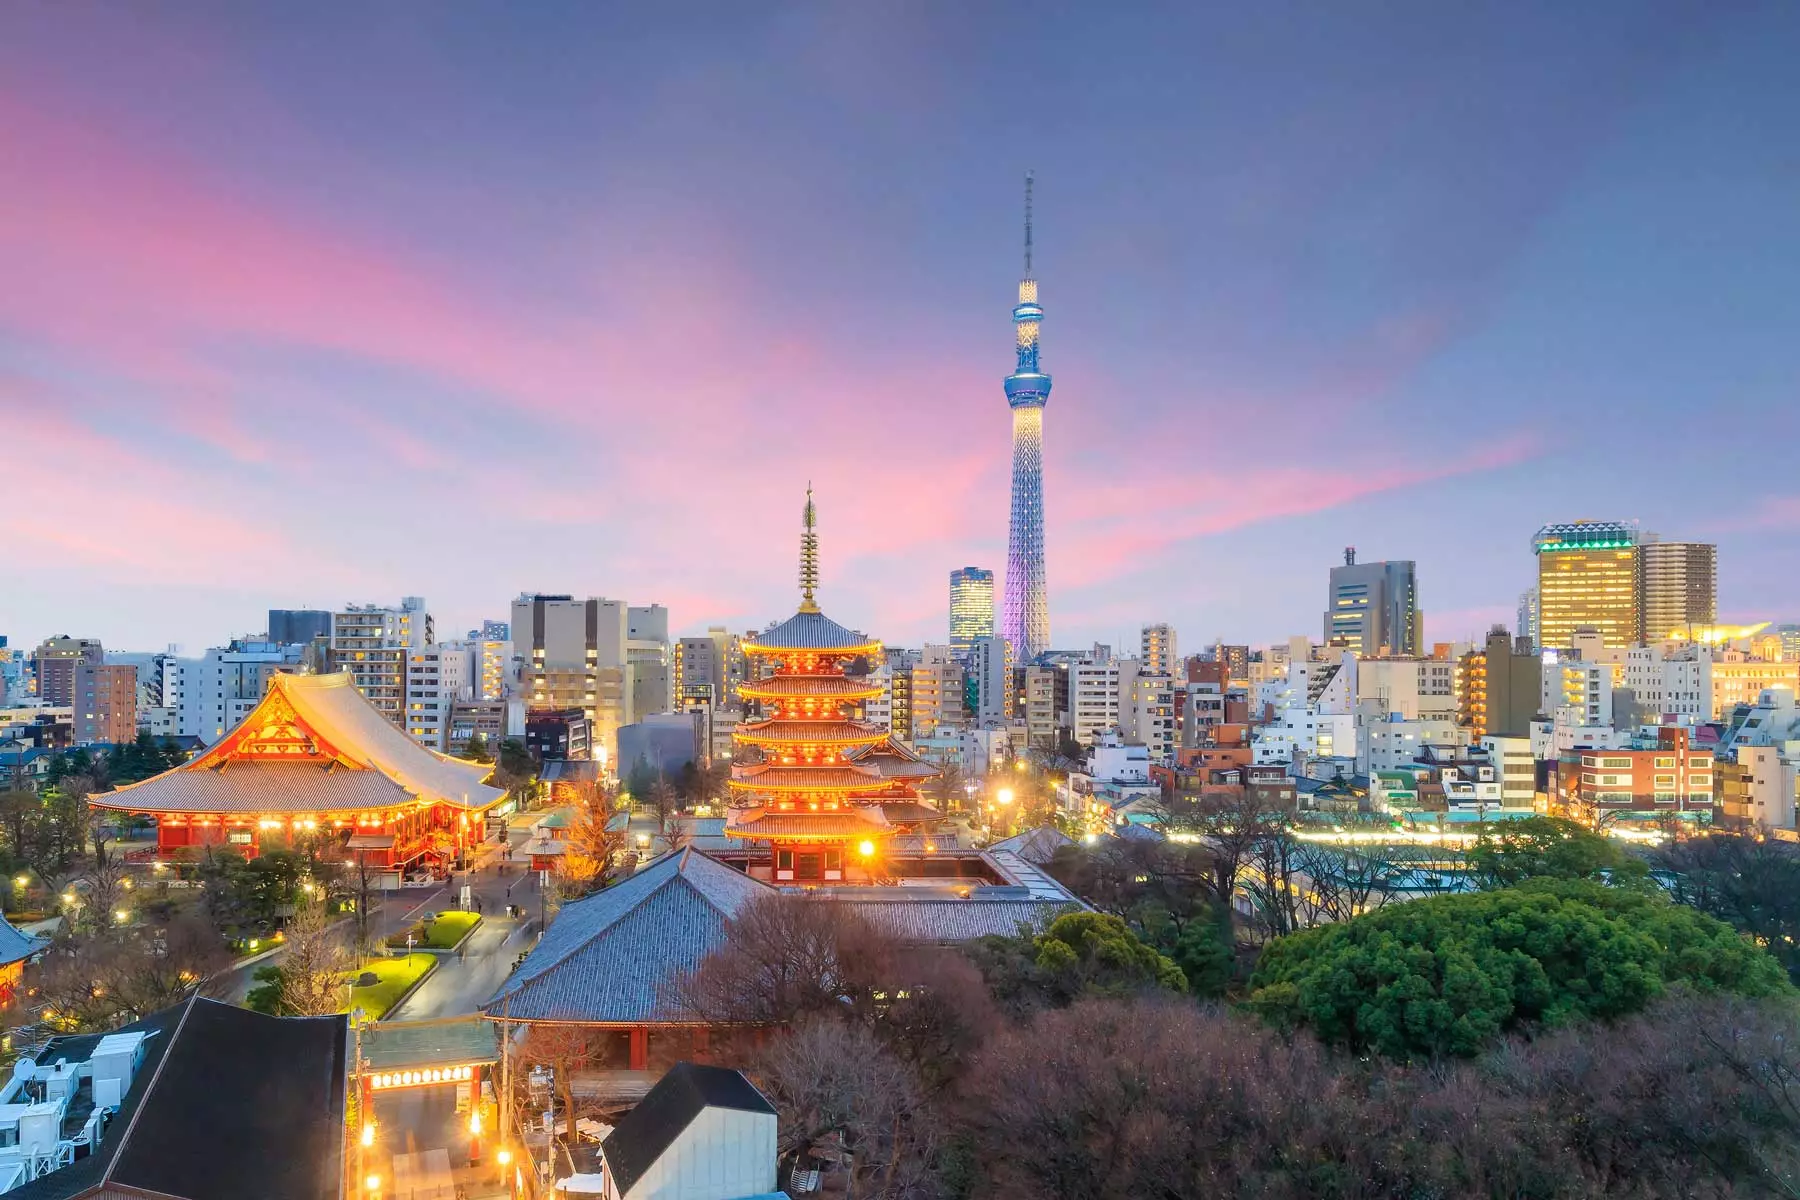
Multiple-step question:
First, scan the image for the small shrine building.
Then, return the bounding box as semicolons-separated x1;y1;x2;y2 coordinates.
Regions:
90;672;506;873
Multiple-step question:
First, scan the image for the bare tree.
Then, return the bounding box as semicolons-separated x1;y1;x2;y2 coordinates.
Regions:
752;1021;941;1200
279;894;350;1017
520;1023;594;1138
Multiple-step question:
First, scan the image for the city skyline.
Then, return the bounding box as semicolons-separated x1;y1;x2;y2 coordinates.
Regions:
3;4;1798;654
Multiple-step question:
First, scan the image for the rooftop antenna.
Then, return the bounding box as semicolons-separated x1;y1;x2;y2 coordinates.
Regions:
1023;170;1034;277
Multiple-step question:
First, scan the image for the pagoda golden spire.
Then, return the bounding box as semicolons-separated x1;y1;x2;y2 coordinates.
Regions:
798;483;820;613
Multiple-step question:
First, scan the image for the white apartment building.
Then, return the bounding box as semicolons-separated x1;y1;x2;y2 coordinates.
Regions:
1355;657;1458;720
909;645;965;738
1359;713;1467;774
1541;656;1614;727
1119;662;1175;764
1252;709;1356;765
331;597;431;727
1181;682;1226;748
1070;649;1120;747
1482;735;1537;808
1139;624;1178;680
1623;645;1711;722
628;604;673;718
513;594;630;762
182;641;307;743
406;643;472;750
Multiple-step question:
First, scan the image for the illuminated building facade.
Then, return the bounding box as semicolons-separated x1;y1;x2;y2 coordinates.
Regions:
1638;539;1718;641
1323;550;1421;656
725;491;939;883
949;567;996;654
92;672;505;871
330;597;431;727
1001;174;1052;663
1534;521;1640;650
1457;626;1542;739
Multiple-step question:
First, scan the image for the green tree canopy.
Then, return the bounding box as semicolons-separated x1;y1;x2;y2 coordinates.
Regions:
968;911;1187;1014
1246;880;1790;1060
458;732;491;763
1466;816;1644;889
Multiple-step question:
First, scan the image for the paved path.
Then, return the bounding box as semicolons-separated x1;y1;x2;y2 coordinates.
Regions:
387;913;534;1020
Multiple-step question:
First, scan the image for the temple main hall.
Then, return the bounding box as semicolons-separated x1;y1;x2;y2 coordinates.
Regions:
92;672;506;874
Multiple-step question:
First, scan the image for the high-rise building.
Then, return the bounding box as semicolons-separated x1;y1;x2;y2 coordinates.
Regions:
74;663;137;745
1534;521;1640;650
30;637;103;707
1071;647;1121;747
1322;550;1421;656
330;597;431;727
628;605;673;718
1457;626;1542;739
267;609;331;645
1516;588;1539;650
1637;540;1718;643
511;594;644;763
949;568;996;654
1140;624;1178;678
1000;174;1052;664
909;646;965;738
970;635;1010;726
181;640;306;743
404;643;471;750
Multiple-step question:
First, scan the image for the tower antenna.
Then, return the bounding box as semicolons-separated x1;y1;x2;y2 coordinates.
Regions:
1023;170;1034;277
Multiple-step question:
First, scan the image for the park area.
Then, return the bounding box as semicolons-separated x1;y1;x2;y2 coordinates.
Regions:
347;953;437;1020
386;910;482;950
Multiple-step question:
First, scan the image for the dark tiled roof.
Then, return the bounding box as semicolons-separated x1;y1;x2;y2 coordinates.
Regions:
11;997;347;1200
0;912;45;967
602;1062;775;1197
746;610;877;652
482;849;770;1023
987;826;1072;865
841;899;1076;943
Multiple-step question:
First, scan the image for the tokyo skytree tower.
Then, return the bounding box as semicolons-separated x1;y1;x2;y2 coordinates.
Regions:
1000;172;1052;663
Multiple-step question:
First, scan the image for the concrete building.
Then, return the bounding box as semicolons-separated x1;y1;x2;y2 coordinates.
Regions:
1716;746;1797;831
1458;627;1541;739
1637;539;1717;643
330;597;431;727
1360;713;1467;774
628;604;673;719
1564;728;1714;817
1355;656;1459;720
181;640;307;743
266;609;330;645
1119;661;1175;765
1534;520;1639;650
404;643;472;750
1020;662;1067;751
74;663;136;746
1541;654;1614;727
1070;649;1121;747
30;637;103;708
674;629;745;709
1483;735;1537;809
1517;587;1539;650
881;648;921;742
1140;624;1179;679
970;635;1010;726
619;711;705;780
949;567;996;655
513;594;629;763
908;646;964;738
1622;644;1712;723
1709;652;1799;720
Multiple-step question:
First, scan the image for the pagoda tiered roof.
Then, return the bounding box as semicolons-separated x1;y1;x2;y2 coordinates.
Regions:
734;718;887;748
736;675;882;702
92;672;505;816
724;807;891;840
844;737;941;781
743;610;879;655
728;764;882;793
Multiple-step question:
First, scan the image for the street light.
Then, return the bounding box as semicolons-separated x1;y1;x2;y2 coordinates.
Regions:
996;788;1015;806
361;1122;376;1148
496;1149;513;1167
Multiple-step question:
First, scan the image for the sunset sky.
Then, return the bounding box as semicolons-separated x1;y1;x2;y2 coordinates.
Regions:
3;3;1798;655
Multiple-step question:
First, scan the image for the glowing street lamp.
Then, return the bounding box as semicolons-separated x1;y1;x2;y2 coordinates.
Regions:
361;1122;376;1148
995;787;1015;806
857;839;876;859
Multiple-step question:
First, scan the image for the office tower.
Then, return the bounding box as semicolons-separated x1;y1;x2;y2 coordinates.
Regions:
1637;540;1718;642
1000;174;1052;663
182;640;306;743
1516;588;1539;650
1322;549;1421;656
628;604;673;717
30;636;103;707
1140;624;1178;678
948;567;996;654
511;593;629;763
971;635;1010;726
329;597;431;727
267;609;331;645
1534;521;1639;650
1457;626;1542;739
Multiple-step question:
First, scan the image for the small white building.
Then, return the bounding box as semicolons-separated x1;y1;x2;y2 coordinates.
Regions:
600;1062;779;1200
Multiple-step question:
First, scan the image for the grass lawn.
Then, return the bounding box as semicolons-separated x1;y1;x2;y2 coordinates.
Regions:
423;910;481;948
345;953;435;1019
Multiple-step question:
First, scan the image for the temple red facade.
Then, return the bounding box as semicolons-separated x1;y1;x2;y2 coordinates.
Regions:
92;673;506;872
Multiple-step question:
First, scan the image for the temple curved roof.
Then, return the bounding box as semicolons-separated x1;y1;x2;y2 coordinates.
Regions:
744;609;879;654
734;719;887;747
95;672;505;814
736;675;882;701
724;808;891;838
728;765;881;792
844;737;941;780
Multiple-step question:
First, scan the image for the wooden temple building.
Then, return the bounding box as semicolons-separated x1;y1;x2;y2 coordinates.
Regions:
724;488;942;882
90;673;506;874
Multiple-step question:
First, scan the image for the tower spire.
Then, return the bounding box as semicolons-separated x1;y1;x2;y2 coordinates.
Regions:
799;483;820;613
1023;170;1034;277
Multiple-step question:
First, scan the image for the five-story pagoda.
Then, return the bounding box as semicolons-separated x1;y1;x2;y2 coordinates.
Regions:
726;489;939;883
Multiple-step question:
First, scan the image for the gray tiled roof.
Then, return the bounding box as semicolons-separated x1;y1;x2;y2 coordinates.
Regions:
482;849;770;1023
0;913;44;967
841;899;1076;943
93;762;418;814
748;610;875;651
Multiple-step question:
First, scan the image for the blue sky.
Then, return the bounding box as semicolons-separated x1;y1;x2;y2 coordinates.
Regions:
1;2;1796;654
